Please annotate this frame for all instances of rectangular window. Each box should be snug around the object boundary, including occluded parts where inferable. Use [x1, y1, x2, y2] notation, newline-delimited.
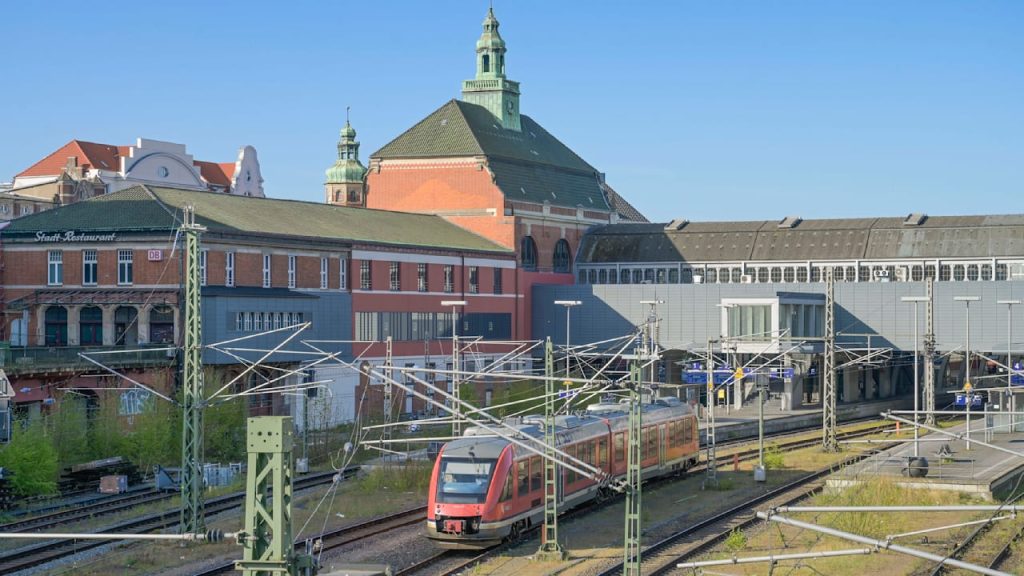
[82, 249, 97, 285]
[263, 254, 272, 288]
[255, 312, 264, 332]
[320, 257, 328, 289]
[469, 266, 479, 294]
[443, 265, 454, 293]
[417, 263, 428, 292]
[517, 460, 529, 496]
[288, 255, 296, 288]
[529, 456, 542, 492]
[339, 257, 348, 290]
[225, 252, 235, 287]
[117, 249, 133, 285]
[244, 312, 253, 331]
[614, 432, 625, 463]
[493, 268, 502, 294]
[47, 250, 63, 286]
[200, 249, 208, 286]
[236, 312, 244, 332]
[389, 261, 400, 291]
[360, 260, 371, 290]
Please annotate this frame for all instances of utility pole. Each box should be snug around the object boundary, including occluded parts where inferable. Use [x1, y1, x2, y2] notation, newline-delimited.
[822, 267, 838, 452]
[623, 347, 643, 576]
[704, 339, 717, 486]
[955, 295, 980, 450]
[998, 300, 1020, 415]
[235, 416, 313, 576]
[924, 276, 936, 425]
[536, 338, 566, 561]
[179, 205, 206, 535]
[382, 336, 393, 445]
[442, 300, 466, 436]
[902, 296, 928, 458]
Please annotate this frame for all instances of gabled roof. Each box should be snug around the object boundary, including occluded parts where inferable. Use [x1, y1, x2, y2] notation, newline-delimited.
[194, 161, 234, 187]
[601, 182, 648, 223]
[17, 140, 128, 177]
[2, 185, 512, 254]
[578, 215, 1024, 264]
[372, 100, 610, 211]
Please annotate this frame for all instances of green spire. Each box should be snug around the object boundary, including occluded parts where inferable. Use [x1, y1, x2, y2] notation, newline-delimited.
[325, 109, 366, 184]
[462, 7, 521, 131]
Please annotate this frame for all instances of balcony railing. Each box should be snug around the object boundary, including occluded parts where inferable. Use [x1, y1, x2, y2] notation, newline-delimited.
[0, 343, 176, 376]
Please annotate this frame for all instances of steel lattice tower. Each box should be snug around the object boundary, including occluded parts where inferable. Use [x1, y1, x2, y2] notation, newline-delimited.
[924, 276, 936, 425]
[179, 205, 206, 534]
[822, 267, 839, 452]
[623, 355, 643, 576]
[383, 337, 393, 444]
[536, 338, 566, 560]
[704, 340, 717, 485]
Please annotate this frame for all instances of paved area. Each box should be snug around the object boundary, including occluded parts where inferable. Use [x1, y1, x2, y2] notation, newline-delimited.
[830, 416, 1024, 500]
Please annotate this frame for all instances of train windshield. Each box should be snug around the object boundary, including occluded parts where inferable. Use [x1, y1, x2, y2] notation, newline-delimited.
[436, 457, 496, 504]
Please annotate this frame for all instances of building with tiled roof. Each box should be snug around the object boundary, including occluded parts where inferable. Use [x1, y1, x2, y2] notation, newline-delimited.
[363, 8, 646, 274]
[8, 138, 264, 215]
[0, 184, 523, 426]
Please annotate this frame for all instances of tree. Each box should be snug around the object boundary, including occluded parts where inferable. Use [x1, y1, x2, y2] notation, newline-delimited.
[0, 419, 59, 496]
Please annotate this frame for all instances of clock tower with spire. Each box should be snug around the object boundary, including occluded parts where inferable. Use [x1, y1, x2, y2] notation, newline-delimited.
[461, 7, 521, 132]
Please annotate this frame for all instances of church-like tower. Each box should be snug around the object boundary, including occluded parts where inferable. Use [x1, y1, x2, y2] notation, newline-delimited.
[325, 115, 367, 207]
[461, 8, 521, 131]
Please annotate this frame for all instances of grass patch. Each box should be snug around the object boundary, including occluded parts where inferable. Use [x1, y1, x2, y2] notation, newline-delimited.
[355, 461, 432, 495]
[763, 443, 785, 469]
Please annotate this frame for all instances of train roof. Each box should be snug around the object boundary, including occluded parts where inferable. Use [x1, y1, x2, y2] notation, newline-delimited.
[441, 397, 693, 457]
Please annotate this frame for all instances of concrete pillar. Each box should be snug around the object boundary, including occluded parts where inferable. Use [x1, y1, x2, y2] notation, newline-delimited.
[66, 305, 81, 346]
[102, 306, 116, 346]
[879, 367, 893, 398]
[137, 305, 150, 345]
[842, 367, 860, 403]
[35, 306, 46, 346]
[782, 359, 803, 411]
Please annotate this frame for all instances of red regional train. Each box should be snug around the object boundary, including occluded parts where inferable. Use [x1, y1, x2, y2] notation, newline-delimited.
[426, 396, 700, 549]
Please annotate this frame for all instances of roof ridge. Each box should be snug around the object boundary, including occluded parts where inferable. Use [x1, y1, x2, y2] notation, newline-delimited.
[15, 140, 84, 177]
[452, 100, 492, 157]
[372, 100, 484, 158]
[143, 184, 186, 226]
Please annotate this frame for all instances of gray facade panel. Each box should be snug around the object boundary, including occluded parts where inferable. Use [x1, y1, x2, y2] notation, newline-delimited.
[202, 291, 352, 365]
[534, 281, 1024, 354]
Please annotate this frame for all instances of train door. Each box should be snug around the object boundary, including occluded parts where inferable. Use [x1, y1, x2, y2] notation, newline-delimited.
[659, 424, 666, 467]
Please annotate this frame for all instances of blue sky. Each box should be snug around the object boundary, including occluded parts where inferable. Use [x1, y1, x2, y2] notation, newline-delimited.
[1, 1, 1020, 221]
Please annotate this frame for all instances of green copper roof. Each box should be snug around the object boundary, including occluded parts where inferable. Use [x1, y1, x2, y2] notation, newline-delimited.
[326, 120, 367, 184]
[372, 100, 610, 211]
[3, 185, 510, 254]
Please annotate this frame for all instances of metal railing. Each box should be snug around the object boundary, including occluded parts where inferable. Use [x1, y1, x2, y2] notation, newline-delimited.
[0, 343, 176, 375]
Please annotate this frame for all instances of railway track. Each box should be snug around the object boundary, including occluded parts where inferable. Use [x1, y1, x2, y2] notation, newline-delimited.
[415, 422, 896, 576]
[0, 469, 351, 575]
[0, 489, 172, 533]
[191, 505, 427, 576]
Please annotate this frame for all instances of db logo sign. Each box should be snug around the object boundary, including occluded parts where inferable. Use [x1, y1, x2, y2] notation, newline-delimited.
[147, 249, 163, 262]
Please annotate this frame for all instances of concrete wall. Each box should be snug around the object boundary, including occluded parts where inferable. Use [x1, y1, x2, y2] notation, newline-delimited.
[533, 280, 1024, 354]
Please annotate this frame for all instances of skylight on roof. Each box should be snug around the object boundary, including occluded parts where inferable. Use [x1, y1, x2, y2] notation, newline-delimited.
[530, 150, 539, 156]
[440, 119, 448, 126]
[520, 187, 527, 195]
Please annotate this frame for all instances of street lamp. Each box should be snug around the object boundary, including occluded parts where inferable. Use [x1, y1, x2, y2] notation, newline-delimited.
[441, 300, 467, 436]
[901, 296, 928, 458]
[554, 300, 582, 379]
[954, 296, 980, 449]
[998, 300, 1021, 417]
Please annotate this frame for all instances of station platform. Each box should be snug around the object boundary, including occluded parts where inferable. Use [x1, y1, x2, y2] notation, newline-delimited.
[698, 396, 911, 445]
[827, 419, 1024, 501]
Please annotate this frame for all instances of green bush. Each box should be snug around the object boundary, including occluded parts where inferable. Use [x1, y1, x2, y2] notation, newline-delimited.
[724, 528, 747, 552]
[0, 419, 59, 496]
[763, 443, 785, 470]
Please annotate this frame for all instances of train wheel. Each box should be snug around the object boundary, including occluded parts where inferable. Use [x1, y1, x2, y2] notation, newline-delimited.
[507, 521, 522, 542]
[595, 487, 611, 504]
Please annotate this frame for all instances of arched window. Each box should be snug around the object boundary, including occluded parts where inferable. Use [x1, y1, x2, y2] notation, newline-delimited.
[520, 236, 537, 271]
[45, 306, 68, 346]
[482, 54, 491, 73]
[150, 305, 175, 344]
[79, 306, 103, 346]
[552, 239, 571, 273]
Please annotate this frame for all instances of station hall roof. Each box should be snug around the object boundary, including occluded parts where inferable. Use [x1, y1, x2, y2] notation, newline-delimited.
[578, 215, 1024, 264]
[2, 185, 512, 254]
[371, 99, 612, 212]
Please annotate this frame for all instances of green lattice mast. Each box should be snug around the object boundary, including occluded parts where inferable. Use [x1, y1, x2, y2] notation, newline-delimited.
[623, 354, 643, 575]
[536, 338, 566, 560]
[180, 205, 206, 534]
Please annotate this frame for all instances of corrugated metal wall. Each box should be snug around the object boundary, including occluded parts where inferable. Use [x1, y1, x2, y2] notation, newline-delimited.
[534, 281, 1024, 353]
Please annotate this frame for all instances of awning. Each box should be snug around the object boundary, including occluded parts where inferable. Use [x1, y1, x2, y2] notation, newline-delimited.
[7, 289, 179, 310]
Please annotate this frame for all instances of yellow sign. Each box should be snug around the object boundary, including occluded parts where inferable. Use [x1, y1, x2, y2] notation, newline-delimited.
[717, 389, 726, 400]
[734, 367, 745, 380]
[963, 381, 972, 392]
[563, 381, 572, 387]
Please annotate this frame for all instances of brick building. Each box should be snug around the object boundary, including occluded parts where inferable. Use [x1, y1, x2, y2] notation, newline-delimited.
[338, 8, 646, 338]
[0, 185, 523, 426]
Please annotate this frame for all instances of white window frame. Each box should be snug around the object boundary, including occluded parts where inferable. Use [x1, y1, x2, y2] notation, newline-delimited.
[263, 254, 272, 288]
[417, 263, 428, 292]
[443, 265, 454, 293]
[339, 257, 348, 290]
[389, 261, 400, 291]
[47, 250, 63, 286]
[225, 252, 235, 287]
[469, 266, 479, 294]
[320, 257, 329, 289]
[117, 249, 133, 285]
[200, 249, 208, 286]
[82, 249, 97, 286]
[288, 255, 296, 289]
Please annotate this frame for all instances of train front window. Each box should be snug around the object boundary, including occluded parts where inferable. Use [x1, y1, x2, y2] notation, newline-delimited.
[436, 458, 496, 504]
